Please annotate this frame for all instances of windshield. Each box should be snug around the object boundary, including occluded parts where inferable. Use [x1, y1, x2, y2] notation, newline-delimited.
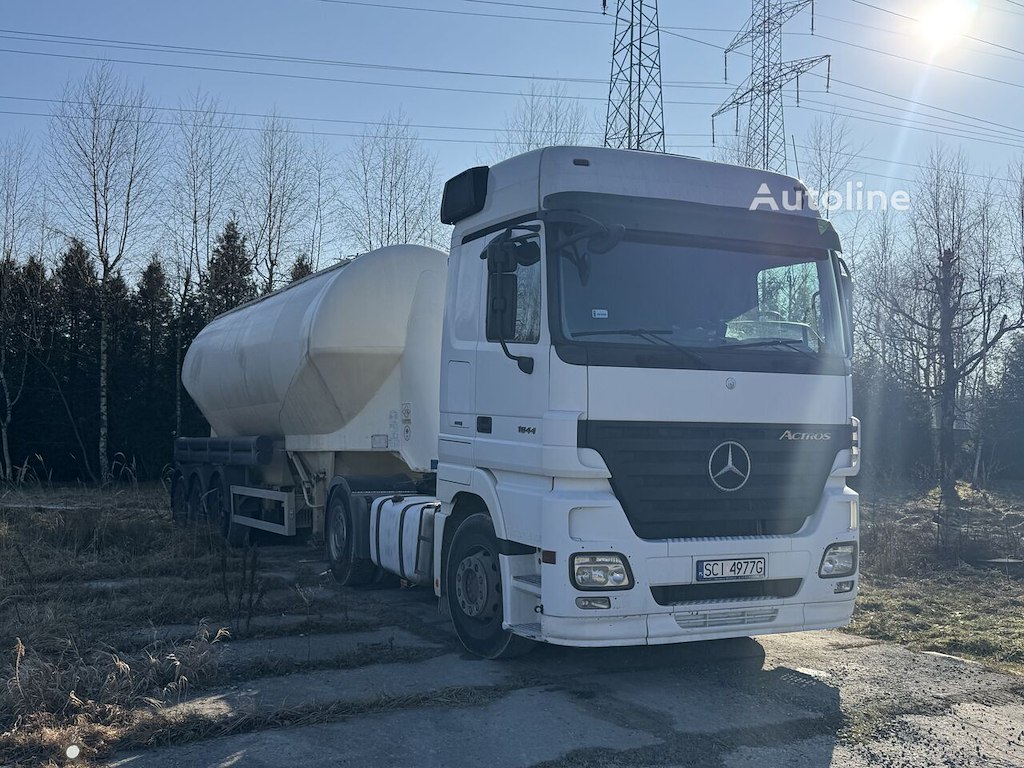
[546, 196, 848, 371]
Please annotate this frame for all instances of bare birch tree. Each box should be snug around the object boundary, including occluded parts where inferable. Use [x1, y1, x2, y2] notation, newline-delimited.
[341, 111, 445, 254]
[240, 112, 308, 293]
[492, 82, 592, 161]
[305, 136, 338, 271]
[166, 90, 240, 434]
[865, 147, 1024, 541]
[0, 133, 37, 480]
[803, 112, 863, 213]
[49, 64, 162, 481]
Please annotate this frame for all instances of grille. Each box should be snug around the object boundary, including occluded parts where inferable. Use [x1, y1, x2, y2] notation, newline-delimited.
[673, 607, 780, 629]
[651, 578, 803, 605]
[578, 421, 850, 539]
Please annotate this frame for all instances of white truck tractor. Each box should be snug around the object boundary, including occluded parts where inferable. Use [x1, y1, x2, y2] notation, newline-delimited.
[172, 146, 860, 659]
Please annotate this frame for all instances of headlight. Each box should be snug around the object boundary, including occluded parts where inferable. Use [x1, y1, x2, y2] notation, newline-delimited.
[819, 542, 858, 578]
[570, 552, 633, 591]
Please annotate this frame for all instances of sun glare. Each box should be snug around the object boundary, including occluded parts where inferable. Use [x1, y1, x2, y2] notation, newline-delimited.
[915, 0, 977, 54]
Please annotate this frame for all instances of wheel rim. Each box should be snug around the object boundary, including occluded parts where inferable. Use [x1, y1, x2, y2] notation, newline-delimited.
[188, 484, 201, 520]
[454, 548, 499, 621]
[329, 504, 347, 561]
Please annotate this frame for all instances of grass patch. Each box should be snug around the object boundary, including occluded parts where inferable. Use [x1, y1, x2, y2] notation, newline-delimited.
[847, 571, 1024, 674]
[0, 485, 350, 767]
[850, 482, 1024, 675]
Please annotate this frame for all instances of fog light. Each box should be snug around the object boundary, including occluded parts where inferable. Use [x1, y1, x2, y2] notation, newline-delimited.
[819, 542, 858, 578]
[834, 580, 854, 594]
[570, 552, 633, 591]
[576, 596, 611, 609]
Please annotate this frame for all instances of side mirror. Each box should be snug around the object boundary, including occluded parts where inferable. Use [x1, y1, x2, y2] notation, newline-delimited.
[587, 224, 625, 254]
[482, 230, 536, 375]
[485, 238, 540, 272]
[515, 240, 540, 267]
[486, 272, 517, 342]
[485, 237, 518, 274]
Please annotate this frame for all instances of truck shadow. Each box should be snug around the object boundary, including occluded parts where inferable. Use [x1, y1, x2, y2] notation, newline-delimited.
[511, 638, 842, 767]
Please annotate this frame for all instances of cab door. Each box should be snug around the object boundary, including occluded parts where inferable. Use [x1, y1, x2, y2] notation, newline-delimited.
[473, 224, 550, 477]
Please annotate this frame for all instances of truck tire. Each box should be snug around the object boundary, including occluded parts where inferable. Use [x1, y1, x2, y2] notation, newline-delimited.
[186, 477, 204, 522]
[208, 475, 248, 547]
[326, 488, 376, 586]
[446, 513, 533, 659]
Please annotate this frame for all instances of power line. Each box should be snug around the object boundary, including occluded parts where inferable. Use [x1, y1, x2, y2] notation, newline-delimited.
[808, 74, 1024, 141]
[0, 27, 734, 91]
[0, 93, 718, 138]
[810, 32, 1024, 92]
[808, 11, 1024, 65]
[6, 45, 1022, 157]
[786, 97, 1024, 154]
[0, 106, 718, 148]
[848, 0, 1024, 59]
[0, 46, 723, 107]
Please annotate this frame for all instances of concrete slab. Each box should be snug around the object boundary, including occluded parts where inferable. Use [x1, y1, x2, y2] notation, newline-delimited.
[589, 664, 836, 734]
[216, 628, 442, 670]
[105, 687, 659, 768]
[166, 653, 513, 720]
[722, 736, 849, 768]
[121, 610, 377, 646]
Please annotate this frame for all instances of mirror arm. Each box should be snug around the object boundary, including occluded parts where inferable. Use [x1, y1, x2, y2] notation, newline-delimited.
[498, 336, 534, 374]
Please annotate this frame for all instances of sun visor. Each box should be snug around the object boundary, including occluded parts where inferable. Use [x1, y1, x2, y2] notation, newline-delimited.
[543, 191, 842, 254]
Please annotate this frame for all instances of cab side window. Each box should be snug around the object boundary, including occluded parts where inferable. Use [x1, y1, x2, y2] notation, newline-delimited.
[485, 232, 541, 344]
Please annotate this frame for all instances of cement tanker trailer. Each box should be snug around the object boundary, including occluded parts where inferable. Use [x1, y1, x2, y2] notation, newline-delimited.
[173, 146, 861, 659]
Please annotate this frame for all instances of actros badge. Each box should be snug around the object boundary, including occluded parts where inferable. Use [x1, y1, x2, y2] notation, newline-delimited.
[708, 441, 752, 492]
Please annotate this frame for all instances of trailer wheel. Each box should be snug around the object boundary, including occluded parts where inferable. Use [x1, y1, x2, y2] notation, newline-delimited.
[326, 488, 376, 586]
[208, 475, 248, 547]
[446, 513, 533, 659]
[186, 477, 204, 522]
[170, 473, 188, 526]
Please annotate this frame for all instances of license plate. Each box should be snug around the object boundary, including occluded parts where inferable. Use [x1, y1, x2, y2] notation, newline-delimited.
[696, 557, 767, 582]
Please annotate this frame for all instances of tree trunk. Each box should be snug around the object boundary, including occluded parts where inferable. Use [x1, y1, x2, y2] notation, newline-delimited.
[99, 297, 110, 482]
[936, 248, 960, 550]
[175, 317, 182, 438]
[0, 424, 10, 482]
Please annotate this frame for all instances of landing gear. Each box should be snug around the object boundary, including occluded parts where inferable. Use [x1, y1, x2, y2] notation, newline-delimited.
[446, 513, 533, 659]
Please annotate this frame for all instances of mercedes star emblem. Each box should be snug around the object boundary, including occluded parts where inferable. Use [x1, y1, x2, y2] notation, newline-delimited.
[708, 441, 752, 492]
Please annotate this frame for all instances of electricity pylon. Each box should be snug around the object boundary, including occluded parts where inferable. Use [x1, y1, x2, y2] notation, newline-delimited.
[713, 0, 829, 173]
[603, 0, 666, 152]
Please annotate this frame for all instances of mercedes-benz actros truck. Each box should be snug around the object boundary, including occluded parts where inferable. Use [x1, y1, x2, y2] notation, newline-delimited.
[171, 146, 860, 658]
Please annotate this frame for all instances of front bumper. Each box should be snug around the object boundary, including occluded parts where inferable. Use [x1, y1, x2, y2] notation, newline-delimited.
[538, 597, 855, 647]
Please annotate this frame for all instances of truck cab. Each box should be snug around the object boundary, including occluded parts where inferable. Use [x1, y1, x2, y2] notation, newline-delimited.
[434, 147, 859, 657]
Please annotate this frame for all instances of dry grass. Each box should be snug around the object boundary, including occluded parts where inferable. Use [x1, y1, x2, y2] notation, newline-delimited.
[0, 485, 321, 767]
[850, 481, 1024, 675]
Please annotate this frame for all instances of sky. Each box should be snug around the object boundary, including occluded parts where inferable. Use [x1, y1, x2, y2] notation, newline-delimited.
[2, 0, 1023, 211]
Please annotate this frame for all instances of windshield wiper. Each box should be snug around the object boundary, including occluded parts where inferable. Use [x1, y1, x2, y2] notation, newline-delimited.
[570, 328, 707, 367]
[721, 338, 819, 358]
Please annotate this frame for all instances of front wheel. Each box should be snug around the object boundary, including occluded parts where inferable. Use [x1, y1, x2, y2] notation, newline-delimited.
[326, 487, 376, 586]
[446, 513, 533, 659]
